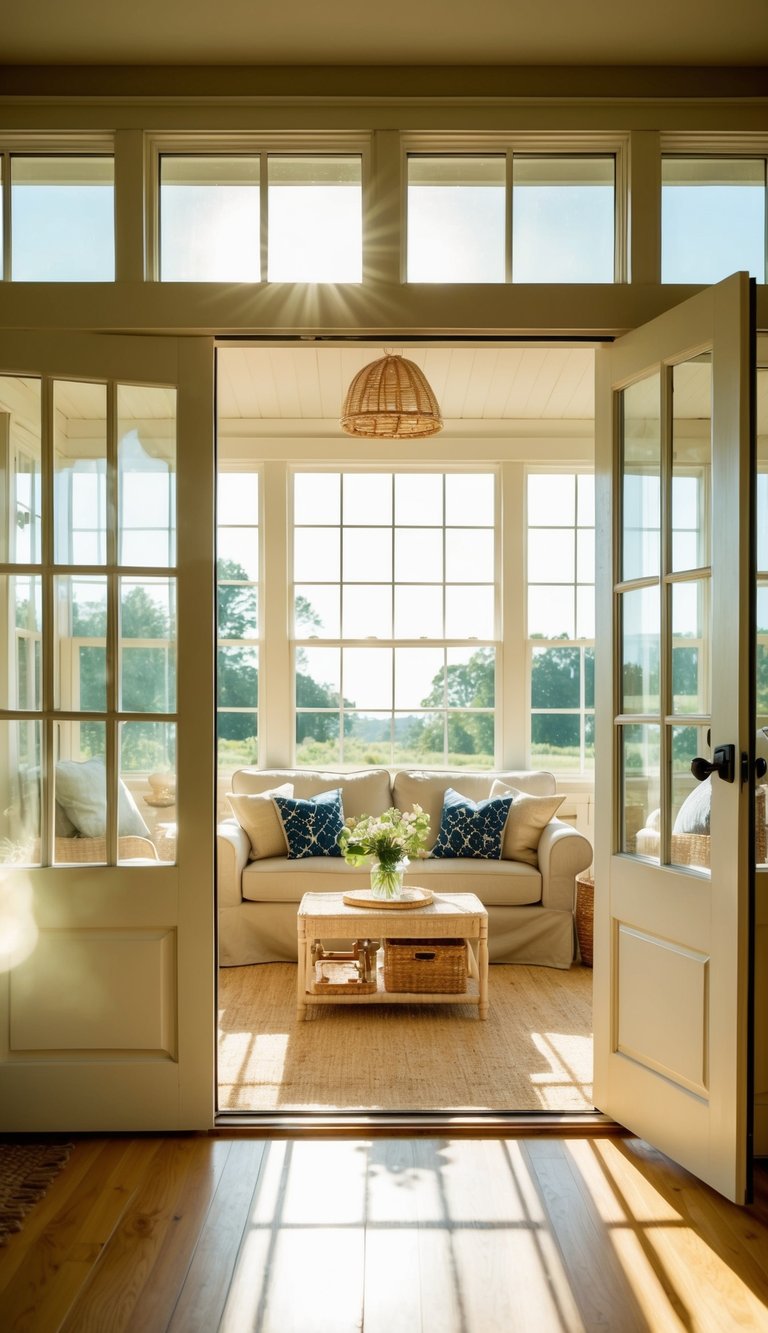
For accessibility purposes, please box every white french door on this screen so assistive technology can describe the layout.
[0,330,216,1130]
[594,273,756,1202]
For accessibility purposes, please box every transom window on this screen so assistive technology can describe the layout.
[2,153,115,281]
[662,156,767,284]
[406,152,616,284]
[292,470,497,768]
[158,153,362,283]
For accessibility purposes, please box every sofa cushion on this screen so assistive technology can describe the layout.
[491,781,565,866]
[55,756,150,839]
[232,767,392,820]
[227,783,294,859]
[673,776,711,834]
[431,788,512,860]
[392,769,557,851]
[240,854,542,906]
[273,788,344,859]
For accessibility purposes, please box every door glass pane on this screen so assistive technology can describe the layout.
[53,721,107,864]
[672,580,709,715]
[1,376,42,564]
[118,385,177,567]
[54,575,107,712]
[54,380,107,565]
[0,718,41,867]
[621,374,660,581]
[672,355,711,572]
[120,721,176,863]
[1,575,42,709]
[621,585,660,714]
[160,156,260,282]
[120,578,177,712]
[267,156,362,282]
[407,156,506,283]
[621,723,660,857]
[669,724,711,872]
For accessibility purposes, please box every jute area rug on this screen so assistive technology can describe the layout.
[0,1142,73,1243]
[218,963,594,1113]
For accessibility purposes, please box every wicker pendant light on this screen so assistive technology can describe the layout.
[340,353,443,439]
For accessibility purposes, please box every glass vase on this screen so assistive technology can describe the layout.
[370,857,409,900]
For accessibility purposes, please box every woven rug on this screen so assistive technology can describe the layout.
[0,1142,73,1244]
[218,963,593,1112]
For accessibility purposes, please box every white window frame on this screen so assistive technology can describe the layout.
[0,134,116,284]
[659,133,768,286]
[146,133,372,284]
[400,132,629,285]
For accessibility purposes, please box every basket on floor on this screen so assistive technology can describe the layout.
[383,938,467,993]
[574,872,594,967]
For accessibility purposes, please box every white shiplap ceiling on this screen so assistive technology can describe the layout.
[216,345,596,431]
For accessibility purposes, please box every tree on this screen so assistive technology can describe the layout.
[415,648,495,759]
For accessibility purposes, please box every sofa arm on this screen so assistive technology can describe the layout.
[217,819,251,908]
[537,818,593,912]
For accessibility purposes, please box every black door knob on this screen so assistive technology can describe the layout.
[690,744,735,784]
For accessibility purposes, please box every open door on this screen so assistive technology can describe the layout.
[594,272,756,1202]
[0,330,215,1130]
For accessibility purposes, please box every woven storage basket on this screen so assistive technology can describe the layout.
[383,938,467,993]
[574,872,594,967]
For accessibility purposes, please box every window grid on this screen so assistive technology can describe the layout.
[0,372,178,867]
[292,469,498,769]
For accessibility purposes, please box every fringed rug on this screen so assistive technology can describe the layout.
[218,962,594,1112]
[0,1142,73,1243]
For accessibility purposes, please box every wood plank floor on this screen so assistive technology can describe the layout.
[1,1135,767,1332]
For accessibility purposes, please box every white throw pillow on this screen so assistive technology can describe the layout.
[55,757,151,839]
[227,783,294,859]
[490,780,564,866]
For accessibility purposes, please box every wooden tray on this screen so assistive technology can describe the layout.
[342,886,433,910]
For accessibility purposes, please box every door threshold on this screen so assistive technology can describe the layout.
[213,1109,622,1137]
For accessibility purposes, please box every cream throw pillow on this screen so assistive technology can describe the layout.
[227,783,294,860]
[490,780,564,866]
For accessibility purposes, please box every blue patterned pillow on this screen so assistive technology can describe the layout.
[431,787,513,860]
[272,788,344,860]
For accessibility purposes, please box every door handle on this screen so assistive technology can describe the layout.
[690,744,736,784]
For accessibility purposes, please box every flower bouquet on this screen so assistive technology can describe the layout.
[337,805,431,899]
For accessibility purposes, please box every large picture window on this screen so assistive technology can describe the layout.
[292,469,497,768]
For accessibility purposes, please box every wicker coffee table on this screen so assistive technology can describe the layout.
[296,890,489,1020]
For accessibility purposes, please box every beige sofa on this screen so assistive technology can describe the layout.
[217,767,593,969]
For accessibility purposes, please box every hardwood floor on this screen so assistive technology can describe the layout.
[1,1134,767,1332]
